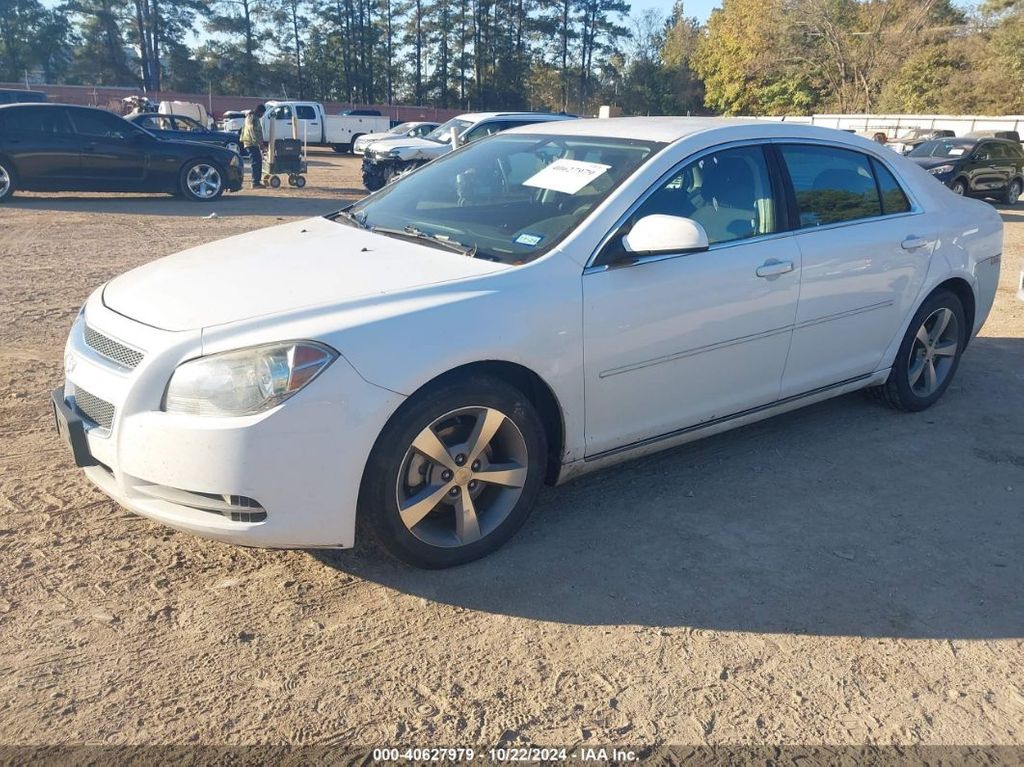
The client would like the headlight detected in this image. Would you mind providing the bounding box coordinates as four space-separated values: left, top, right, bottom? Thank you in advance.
928 164 955 175
164 341 337 417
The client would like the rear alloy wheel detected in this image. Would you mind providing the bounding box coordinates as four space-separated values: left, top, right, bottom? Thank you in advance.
1003 179 1022 205
180 160 224 201
867 290 966 412
0 159 15 202
360 376 546 568
949 179 966 196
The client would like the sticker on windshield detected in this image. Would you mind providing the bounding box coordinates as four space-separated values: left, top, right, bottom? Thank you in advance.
523 159 611 195
515 233 544 247
948 148 965 156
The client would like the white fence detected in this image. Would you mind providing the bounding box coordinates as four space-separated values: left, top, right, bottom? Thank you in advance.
747 113 1024 137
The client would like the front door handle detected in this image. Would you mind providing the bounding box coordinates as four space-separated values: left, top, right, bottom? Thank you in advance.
901 236 929 250
755 259 794 278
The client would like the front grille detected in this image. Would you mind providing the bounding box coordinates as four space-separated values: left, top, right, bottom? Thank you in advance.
84 325 144 369
73 387 115 430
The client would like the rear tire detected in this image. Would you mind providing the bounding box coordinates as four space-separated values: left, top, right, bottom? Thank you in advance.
359 375 547 568
1003 178 1022 205
867 289 966 412
0 158 16 202
331 144 349 153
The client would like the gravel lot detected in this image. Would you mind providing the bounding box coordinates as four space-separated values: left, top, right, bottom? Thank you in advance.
1 150 1022 748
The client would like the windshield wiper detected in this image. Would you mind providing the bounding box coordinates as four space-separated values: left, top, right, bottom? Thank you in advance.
333 208 369 229
371 225 477 257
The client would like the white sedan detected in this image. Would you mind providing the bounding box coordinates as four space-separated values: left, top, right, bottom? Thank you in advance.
54 118 1003 568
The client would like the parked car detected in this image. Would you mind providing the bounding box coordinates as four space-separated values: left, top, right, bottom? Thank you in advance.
907 137 1023 203
0 88 47 104
52 118 1002 567
126 113 242 155
217 110 249 133
361 111 576 191
888 127 956 155
0 103 242 202
261 101 390 153
352 121 440 155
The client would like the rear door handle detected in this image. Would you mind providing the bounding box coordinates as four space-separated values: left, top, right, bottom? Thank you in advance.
901 236 929 250
756 259 794 278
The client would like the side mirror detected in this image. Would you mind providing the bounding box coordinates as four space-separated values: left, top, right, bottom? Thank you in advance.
621 214 709 255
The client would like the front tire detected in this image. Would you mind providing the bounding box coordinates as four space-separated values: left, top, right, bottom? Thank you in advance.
359 375 547 568
0 158 16 202
868 289 966 412
179 159 225 201
349 134 364 154
1003 178 1022 205
949 178 967 196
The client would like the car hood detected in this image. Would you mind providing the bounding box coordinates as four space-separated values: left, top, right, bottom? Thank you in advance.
370 136 445 153
908 155 960 170
102 217 508 332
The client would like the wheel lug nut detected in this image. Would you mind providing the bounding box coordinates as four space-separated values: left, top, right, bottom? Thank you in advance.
471 460 480 471
455 454 466 465
441 470 453 482
469 480 478 490
449 486 460 496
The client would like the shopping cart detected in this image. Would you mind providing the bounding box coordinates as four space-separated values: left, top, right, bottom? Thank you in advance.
262 138 307 188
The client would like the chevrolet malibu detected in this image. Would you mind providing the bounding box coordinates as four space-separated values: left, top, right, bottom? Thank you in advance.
53 118 1002 568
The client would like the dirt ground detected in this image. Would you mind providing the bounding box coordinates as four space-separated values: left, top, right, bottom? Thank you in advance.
1 150 1022 750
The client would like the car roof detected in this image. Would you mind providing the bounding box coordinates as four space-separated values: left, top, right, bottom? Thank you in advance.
505 116 981 151
454 111 574 122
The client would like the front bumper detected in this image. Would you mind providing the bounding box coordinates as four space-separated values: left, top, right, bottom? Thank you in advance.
57 294 403 549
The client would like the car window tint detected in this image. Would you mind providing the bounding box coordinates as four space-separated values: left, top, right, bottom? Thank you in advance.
464 122 504 142
175 116 202 132
69 109 135 139
295 105 316 120
871 159 911 215
273 106 292 119
631 144 778 245
411 124 432 137
780 145 881 228
1 106 72 134
974 143 993 161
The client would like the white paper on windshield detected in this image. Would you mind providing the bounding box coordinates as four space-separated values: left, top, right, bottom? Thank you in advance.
948 148 965 156
523 159 611 195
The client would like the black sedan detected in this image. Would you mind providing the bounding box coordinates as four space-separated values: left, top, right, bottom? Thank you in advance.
126 112 242 154
908 137 1023 204
0 103 243 202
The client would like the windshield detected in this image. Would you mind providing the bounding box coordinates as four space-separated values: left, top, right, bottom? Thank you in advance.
342 133 664 264
389 122 413 134
425 118 473 144
909 140 974 158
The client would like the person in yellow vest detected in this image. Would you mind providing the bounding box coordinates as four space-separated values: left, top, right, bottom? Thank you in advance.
240 104 267 188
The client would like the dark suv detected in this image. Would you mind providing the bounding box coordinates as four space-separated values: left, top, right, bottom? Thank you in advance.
908 137 1023 204
0 103 243 202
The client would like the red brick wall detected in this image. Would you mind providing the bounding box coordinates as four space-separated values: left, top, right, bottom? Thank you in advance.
0 82 462 123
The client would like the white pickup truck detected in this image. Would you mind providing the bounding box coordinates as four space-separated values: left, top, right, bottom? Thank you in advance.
261 101 391 153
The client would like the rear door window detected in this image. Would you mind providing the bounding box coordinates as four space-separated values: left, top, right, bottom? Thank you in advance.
779 144 882 228
68 109 136 140
0 106 72 134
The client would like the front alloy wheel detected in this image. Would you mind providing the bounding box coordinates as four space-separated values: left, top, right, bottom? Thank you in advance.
950 179 966 196
1004 179 1021 205
360 375 546 568
181 161 224 201
397 407 529 548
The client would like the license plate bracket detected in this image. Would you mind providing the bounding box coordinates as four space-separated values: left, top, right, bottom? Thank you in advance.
51 387 97 468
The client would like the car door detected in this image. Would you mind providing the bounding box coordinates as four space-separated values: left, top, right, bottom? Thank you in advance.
775 142 932 397
294 104 320 141
0 106 80 188
67 108 148 185
966 142 1004 193
985 142 1016 192
582 143 801 457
